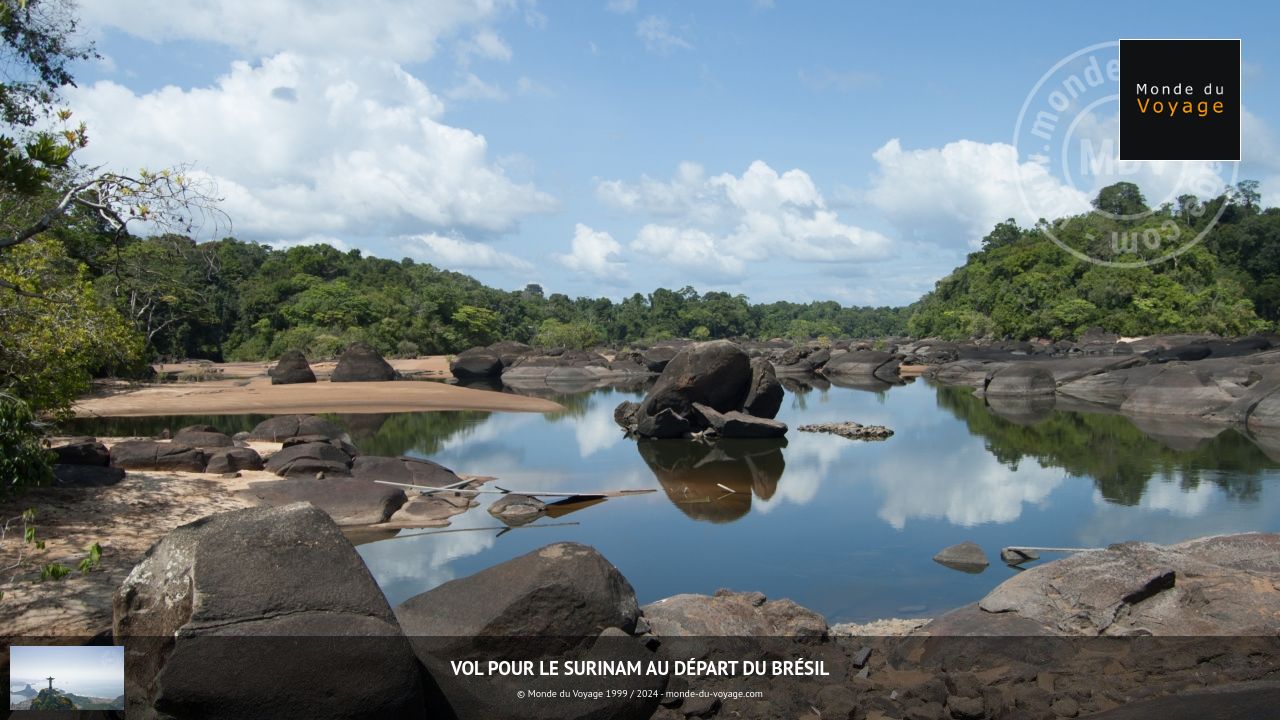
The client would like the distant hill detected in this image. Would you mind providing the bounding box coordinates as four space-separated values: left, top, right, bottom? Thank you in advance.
13 683 36 698
29 687 75 710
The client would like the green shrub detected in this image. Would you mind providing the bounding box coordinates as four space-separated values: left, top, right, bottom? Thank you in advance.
0 395 53 497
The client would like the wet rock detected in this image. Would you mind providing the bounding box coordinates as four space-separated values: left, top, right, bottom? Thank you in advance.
641 340 753 421
113 503 423 718
267 349 316 385
821 350 901 381
204 447 264 474
693 403 787 439
109 441 209 472
797 421 893 441
52 464 126 488
641 589 828 637
242 478 407 525
614 400 641 431
933 541 989 573
742 358 784 419
247 414 346 442
1000 547 1040 565
487 493 547 525
331 342 398 382
51 438 110 466
984 363 1056 397
636 407 694 439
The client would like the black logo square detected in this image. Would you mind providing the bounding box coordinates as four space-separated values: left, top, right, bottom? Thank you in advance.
1119 39 1240 161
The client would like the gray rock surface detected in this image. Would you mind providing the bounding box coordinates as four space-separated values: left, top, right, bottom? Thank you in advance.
742 358 784 419
984 364 1056 397
109 441 209 472
242 477 407 525
247 414 346 442
641 588 828 637
112 503 424 718
932 541 989 573
204 447 264 474
264 441 355 477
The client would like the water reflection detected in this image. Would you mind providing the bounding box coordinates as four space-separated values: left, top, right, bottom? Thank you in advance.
637 439 787 523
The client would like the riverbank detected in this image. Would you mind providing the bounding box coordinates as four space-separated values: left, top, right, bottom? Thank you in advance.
73 356 563 417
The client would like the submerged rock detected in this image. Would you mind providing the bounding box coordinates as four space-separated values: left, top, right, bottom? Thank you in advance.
487 493 547 525
797 422 893 441
933 541 989 573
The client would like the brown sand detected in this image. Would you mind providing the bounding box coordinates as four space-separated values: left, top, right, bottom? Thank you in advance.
74 376 561 417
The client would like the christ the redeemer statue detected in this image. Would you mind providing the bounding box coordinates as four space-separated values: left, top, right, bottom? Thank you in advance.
46 676 54 690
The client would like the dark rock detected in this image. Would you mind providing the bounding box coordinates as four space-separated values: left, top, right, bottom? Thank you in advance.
742 358 784 419
681 694 720 718
642 346 679 373
267 349 317 385
52 464 126 488
204 447 264 474
331 342 398 382
984 364 1056 397
797 421 893 440
487 493 547 525
1001 547 1040 565
172 428 234 448
247 415 346 442
636 407 694 439
641 340 752 420
450 346 503 379
822 350 900 379
1153 342 1214 363
51 438 109 466
614 400 641 431
110 441 209 472
641 589 827 637
933 541 989 573
113 503 423 718
264 441 354 477
242 478 407 525
488 340 532 368
947 694 985 720
693 403 787 439
639 439 786 523
350 455 462 488
1080 681 1280 720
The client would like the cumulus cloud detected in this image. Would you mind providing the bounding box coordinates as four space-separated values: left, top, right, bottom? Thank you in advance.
447 72 508 101
456 28 513 66
79 0 511 63
636 15 692 54
405 233 533 273
867 138 1091 248
556 224 625 277
67 53 555 243
599 160 891 279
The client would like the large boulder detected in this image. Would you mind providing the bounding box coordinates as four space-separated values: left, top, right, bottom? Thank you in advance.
52 464 126 488
488 340 532 368
693 403 787 439
973 533 1280 636
450 346 503 380
204 447 264 474
742 358 784 419
242 477 407 525
264 441 355 478
643 340 752 418
396 543 661 720
641 345 678 373
173 426 235 448
331 342 398 382
1120 366 1237 418
109 441 209 473
983 363 1056 397
641 589 827 637
247 415 346 442
821 350 900 382
1057 363 1168 408
51 437 110 466
113 503 424 718
267 349 317 385
350 455 463 488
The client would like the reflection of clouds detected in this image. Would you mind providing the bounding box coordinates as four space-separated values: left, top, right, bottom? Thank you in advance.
1128 478 1216 517
358 508 499 603
756 433 849 513
574 401 624 458
872 444 1063 529
439 412 538 452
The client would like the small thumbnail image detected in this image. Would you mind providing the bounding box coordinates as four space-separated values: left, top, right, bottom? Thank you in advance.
9 645 124 711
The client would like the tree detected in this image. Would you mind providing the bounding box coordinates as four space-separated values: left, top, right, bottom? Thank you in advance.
1092 182 1148 217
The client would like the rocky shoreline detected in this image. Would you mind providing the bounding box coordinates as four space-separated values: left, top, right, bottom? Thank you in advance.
103 500 1280 719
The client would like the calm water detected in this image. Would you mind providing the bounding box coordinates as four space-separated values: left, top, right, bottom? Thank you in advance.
69 380 1280 623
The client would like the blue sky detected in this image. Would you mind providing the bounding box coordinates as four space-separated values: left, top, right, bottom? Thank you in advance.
9 644 124 696
65 2 1280 306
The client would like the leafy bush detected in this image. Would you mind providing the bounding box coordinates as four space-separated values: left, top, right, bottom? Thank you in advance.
0 395 53 497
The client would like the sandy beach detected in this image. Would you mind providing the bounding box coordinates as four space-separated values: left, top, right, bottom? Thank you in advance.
73 357 563 417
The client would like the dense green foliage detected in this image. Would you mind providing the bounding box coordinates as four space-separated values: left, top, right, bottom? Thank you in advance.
53 234 910 362
0 394 52 497
907 182 1276 341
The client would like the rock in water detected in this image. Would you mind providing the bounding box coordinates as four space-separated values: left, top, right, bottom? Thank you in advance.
450 346 503 379
112 503 424 719
641 340 752 420
798 422 893 440
985 363 1056 397
933 541 990 573
331 342 398 382
487 493 547 525
268 349 317 384
743 358 784 419
693 403 788 439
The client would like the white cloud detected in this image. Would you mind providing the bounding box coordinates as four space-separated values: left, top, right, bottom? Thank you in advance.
456 28 513 65
636 15 692 54
556 224 625 277
447 72 508 101
68 53 555 242
867 138 1091 248
80 0 512 63
606 0 638 13
405 233 534 273
600 160 891 279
